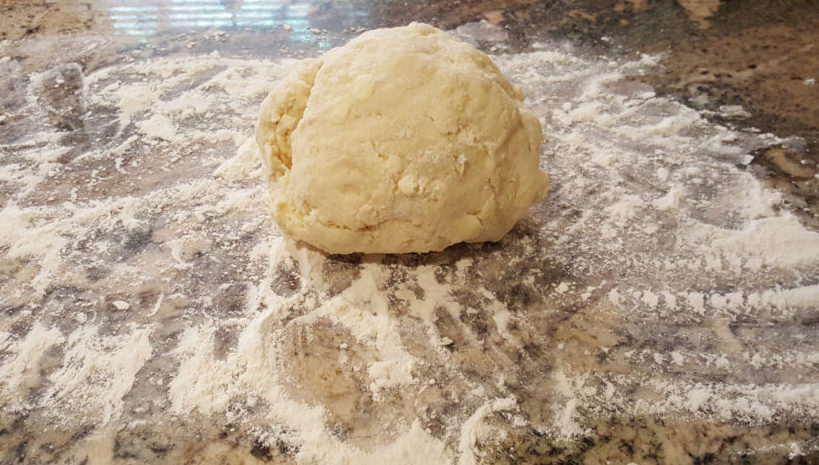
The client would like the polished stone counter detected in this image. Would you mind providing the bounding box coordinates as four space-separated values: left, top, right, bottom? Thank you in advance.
0 1 817 464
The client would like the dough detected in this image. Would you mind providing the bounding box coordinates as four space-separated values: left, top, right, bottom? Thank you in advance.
256 23 548 254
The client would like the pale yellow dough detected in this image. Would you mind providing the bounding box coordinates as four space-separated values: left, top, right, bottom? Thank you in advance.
255 23 548 254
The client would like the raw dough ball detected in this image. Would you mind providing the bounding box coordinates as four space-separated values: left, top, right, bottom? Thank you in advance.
256 23 548 254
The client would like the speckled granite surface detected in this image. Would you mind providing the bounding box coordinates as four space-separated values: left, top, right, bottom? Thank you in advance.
1 1 818 464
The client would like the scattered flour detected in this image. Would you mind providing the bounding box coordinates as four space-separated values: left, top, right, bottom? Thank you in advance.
1 33 817 464
136 113 177 140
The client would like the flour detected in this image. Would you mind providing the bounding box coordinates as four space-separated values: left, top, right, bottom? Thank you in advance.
548 369 590 439
708 215 819 270
457 397 518 465
0 322 65 396
136 114 177 140
46 325 153 424
1 32 818 464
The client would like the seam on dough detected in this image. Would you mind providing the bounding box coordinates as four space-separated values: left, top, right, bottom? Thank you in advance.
314 216 422 235
285 61 323 170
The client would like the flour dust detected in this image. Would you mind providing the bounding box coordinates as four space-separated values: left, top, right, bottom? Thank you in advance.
0 36 817 464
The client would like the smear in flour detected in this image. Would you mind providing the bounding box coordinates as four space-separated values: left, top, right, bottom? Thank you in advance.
0 36 817 463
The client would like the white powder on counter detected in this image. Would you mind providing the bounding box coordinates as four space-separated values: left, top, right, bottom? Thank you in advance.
136 114 177 141
457 397 518 465
1 35 818 464
45 325 154 424
0 322 65 396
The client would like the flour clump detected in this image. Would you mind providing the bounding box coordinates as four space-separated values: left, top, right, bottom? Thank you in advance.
256 23 549 254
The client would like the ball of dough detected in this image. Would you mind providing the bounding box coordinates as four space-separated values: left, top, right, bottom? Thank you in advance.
255 23 548 254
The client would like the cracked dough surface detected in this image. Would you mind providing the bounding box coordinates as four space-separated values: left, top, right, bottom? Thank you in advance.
255 23 549 254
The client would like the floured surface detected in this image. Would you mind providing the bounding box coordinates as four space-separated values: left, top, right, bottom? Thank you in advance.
0 37 818 464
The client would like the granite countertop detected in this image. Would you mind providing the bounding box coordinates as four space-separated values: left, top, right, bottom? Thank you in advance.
1 1 818 464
